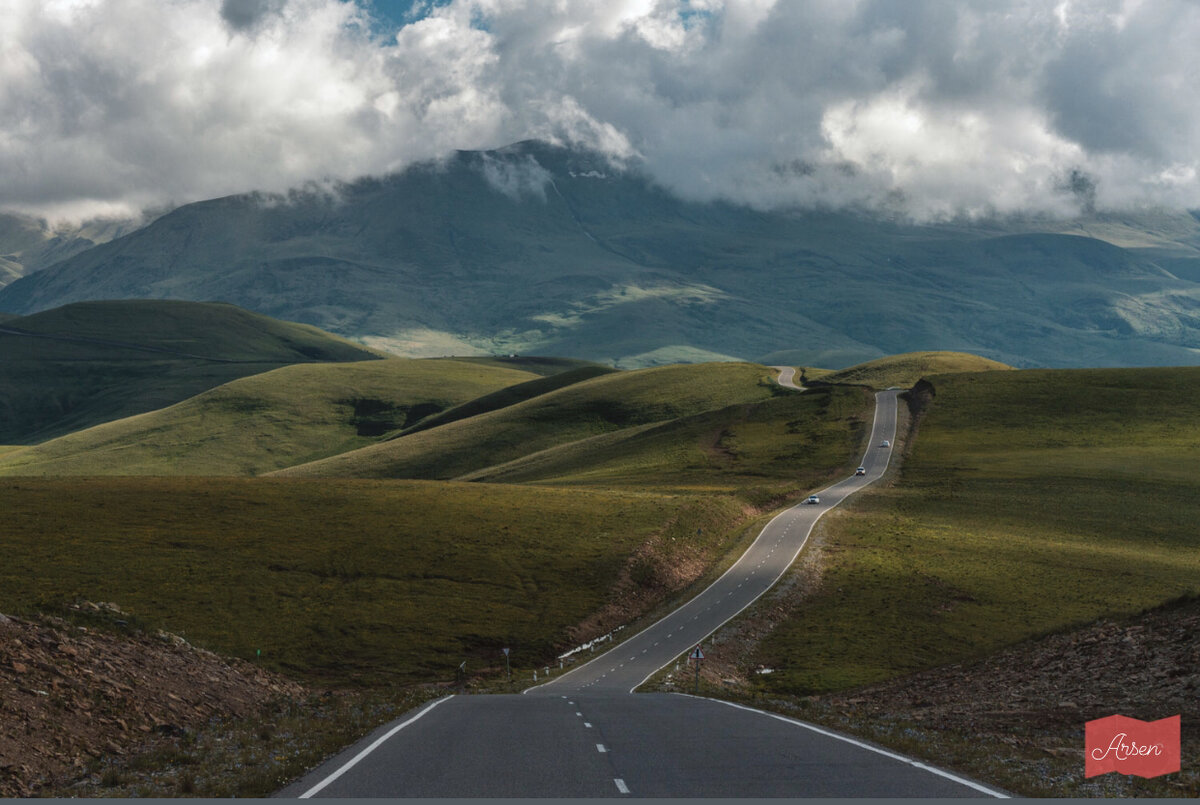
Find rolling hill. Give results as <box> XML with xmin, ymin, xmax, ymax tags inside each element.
<box><xmin>0</xmin><ymin>300</ymin><xmax>383</xmax><ymax>443</ymax></box>
<box><xmin>3</xmin><ymin>142</ymin><xmax>1200</xmax><ymax>369</ymax></box>
<box><xmin>811</xmin><ymin>350</ymin><xmax>1013</xmax><ymax>389</ymax></box>
<box><xmin>271</xmin><ymin>362</ymin><xmax>790</xmax><ymax>480</ymax></box>
<box><xmin>0</xmin><ymin>358</ymin><xmax>541</xmax><ymax>476</ymax></box>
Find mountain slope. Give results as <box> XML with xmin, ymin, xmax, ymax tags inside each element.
<box><xmin>3</xmin><ymin>142</ymin><xmax>1200</xmax><ymax>368</ymax></box>
<box><xmin>0</xmin><ymin>300</ymin><xmax>382</xmax><ymax>443</ymax></box>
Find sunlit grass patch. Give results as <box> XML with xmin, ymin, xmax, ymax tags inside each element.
<box><xmin>754</xmin><ymin>366</ymin><xmax>1200</xmax><ymax>694</ymax></box>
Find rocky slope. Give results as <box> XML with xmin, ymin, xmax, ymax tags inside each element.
<box><xmin>0</xmin><ymin>604</ymin><xmax>303</xmax><ymax>797</ymax></box>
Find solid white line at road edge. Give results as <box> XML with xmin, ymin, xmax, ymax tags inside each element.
<box><xmin>298</xmin><ymin>695</ymin><xmax>455</xmax><ymax>798</ymax></box>
<box><xmin>676</xmin><ymin>694</ymin><xmax>1009</xmax><ymax>799</ymax></box>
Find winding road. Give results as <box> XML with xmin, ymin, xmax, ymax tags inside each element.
<box><xmin>278</xmin><ymin>380</ymin><xmax>1007</xmax><ymax>798</ymax></box>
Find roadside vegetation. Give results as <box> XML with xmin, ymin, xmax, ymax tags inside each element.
<box><xmin>750</xmin><ymin>366</ymin><xmax>1200</xmax><ymax>695</ymax></box>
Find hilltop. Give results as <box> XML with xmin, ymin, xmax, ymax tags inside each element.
<box><xmin>0</xmin><ymin>359</ymin><xmax>538</xmax><ymax>476</ymax></box>
<box><xmin>811</xmin><ymin>351</ymin><xmax>1013</xmax><ymax>389</ymax></box>
<box><xmin>0</xmin><ymin>300</ymin><xmax>382</xmax><ymax>443</ymax></box>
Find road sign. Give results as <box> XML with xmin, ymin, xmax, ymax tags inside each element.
<box><xmin>690</xmin><ymin>646</ymin><xmax>704</xmax><ymax>660</ymax></box>
<box><xmin>502</xmin><ymin>648</ymin><xmax>510</xmax><ymax>656</ymax></box>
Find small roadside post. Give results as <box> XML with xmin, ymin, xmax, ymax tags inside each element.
<box><xmin>503</xmin><ymin>647</ymin><xmax>511</xmax><ymax>683</ymax></box>
<box><xmin>689</xmin><ymin>645</ymin><xmax>704</xmax><ymax>694</ymax></box>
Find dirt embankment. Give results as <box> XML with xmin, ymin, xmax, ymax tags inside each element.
<box><xmin>0</xmin><ymin>605</ymin><xmax>303</xmax><ymax>797</ymax></box>
<box><xmin>815</xmin><ymin>595</ymin><xmax>1200</xmax><ymax>796</ymax></box>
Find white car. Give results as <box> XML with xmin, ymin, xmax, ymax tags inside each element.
<box><xmin>855</xmin><ymin>466</ymin><xmax>866</xmax><ymax>476</ymax></box>
<box><xmin>880</xmin><ymin>440</ymin><xmax>890</xmax><ymax>448</ymax></box>
<box><xmin>806</xmin><ymin>495</ymin><xmax>820</xmax><ymax>504</ymax></box>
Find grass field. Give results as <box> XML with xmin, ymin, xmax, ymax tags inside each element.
<box><xmin>0</xmin><ymin>359</ymin><xmax>537</xmax><ymax>476</ymax></box>
<box><xmin>273</xmin><ymin>362</ymin><xmax>792</xmax><ymax>480</ymax></box>
<box><xmin>751</xmin><ymin>367</ymin><xmax>1200</xmax><ymax>694</ymax></box>
<box><xmin>813</xmin><ymin>350</ymin><xmax>1012</xmax><ymax>389</ymax></box>
<box><xmin>0</xmin><ymin>360</ymin><xmax>876</xmax><ymax>690</ymax></box>
<box><xmin>0</xmin><ymin>300</ymin><xmax>382</xmax><ymax>444</ymax></box>
<box><xmin>465</xmin><ymin>384</ymin><xmax>871</xmax><ymax>499</ymax></box>
<box><xmin>0</xmin><ymin>478</ymin><xmax>693</xmax><ymax>685</ymax></box>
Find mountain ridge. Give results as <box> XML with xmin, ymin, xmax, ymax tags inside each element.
<box><xmin>4</xmin><ymin>141</ymin><xmax>1200</xmax><ymax>369</ymax></box>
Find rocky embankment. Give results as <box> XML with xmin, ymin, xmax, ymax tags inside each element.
<box><xmin>0</xmin><ymin>605</ymin><xmax>303</xmax><ymax>797</ymax></box>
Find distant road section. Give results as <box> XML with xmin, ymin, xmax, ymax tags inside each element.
<box><xmin>280</xmin><ymin>390</ymin><xmax>1007</xmax><ymax>798</ymax></box>
<box><xmin>772</xmin><ymin>365</ymin><xmax>804</xmax><ymax>390</ymax></box>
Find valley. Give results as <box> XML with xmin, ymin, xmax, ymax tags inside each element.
<box><xmin>0</xmin><ymin>304</ymin><xmax>1196</xmax><ymax>796</ymax></box>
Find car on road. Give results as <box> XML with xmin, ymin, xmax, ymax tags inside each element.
<box><xmin>855</xmin><ymin>466</ymin><xmax>866</xmax><ymax>475</ymax></box>
<box><xmin>806</xmin><ymin>495</ymin><xmax>820</xmax><ymax>504</ymax></box>
<box><xmin>880</xmin><ymin>440</ymin><xmax>890</xmax><ymax>448</ymax></box>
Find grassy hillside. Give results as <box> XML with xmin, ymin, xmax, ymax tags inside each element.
<box><xmin>274</xmin><ymin>362</ymin><xmax>787</xmax><ymax>480</ymax></box>
<box><xmin>464</xmin><ymin>385</ymin><xmax>871</xmax><ymax>497</ymax></box>
<box><xmin>401</xmin><ymin>364</ymin><xmax>618</xmax><ymax>435</ymax></box>
<box><xmin>751</xmin><ymin>366</ymin><xmax>1200</xmax><ymax>695</ymax></box>
<box><xmin>0</xmin><ymin>359</ymin><xmax>537</xmax><ymax>476</ymax></box>
<box><xmin>815</xmin><ymin>351</ymin><xmax>1012</xmax><ymax>389</ymax></box>
<box><xmin>0</xmin><ymin>300</ymin><xmax>382</xmax><ymax>443</ymax></box>
<box><xmin>448</xmin><ymin>356</ymin><xmax>610</xmax><ymax>376</ymax></box>
<box><xmin>0</xmin><ymin>478</ymin><xmax>690</xmax><ymax>685</ymax></box>
<box><xmin>4</xmin><ymin>299</ymin><xmax>378</xmax><ymax>362</ymax></box>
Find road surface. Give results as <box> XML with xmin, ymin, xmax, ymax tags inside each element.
<box><xmin>279</xmin><ymin>389</ymin><xmax>1007</xmax><ymax>798</ymax></box>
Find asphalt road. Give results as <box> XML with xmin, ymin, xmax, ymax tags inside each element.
<box><xmin>279</xmin><ymin>388</ymin><xmax>1007</xmax><ymax>798</ymax></box>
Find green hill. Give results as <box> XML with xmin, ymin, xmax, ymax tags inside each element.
<box><xmin>400</xmin><ymin>364</ymin><xmax>618</xmax><ymax>436</ymax></box>
<box><xmin>0</xmin><ymin>358</ymin><xmax>537</xmax><ymax>476</ymax></box>
<box><xmin>273</xmin><ymin>362</ymin><xmax>786</xmax><ymax>480</ymax></box>
<box><xmin>0</xmin><ymin>300</ymin><xmax>383</xmax><ymax>443</ymax></box>
<box><xmin>752</xmin><ymin>365</ymin><xmax>1200</xmax><ymax>696</ymax></box>
<box><xmin>462</xmin><ymin>384</ymin><xmax>870</xmax><ymax>495</ymax></box>
<box><xmin>814</xmin><ymin>351</ymin><xmax>1013</xmax><ymax>389</ymax></box>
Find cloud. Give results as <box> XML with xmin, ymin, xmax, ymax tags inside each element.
<box><xmin>1</xmin><ymin>0</ymin><xmax>1199</xmax><ymax>222</ymax></box>
<box><xmin>478</xmin><ymin>153</ymin><xmax>551</xmax><ymax>200</ymax></box>
<box><xmin>220</xmin><ymin>0</ymin><xmax>286</xmax><ymax>32</ymax></box>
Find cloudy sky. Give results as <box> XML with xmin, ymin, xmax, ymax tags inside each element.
<box><xmin>3</xmin><ymin>0</ymin><xmax>1198</xmax><ymax>222</ymax></box>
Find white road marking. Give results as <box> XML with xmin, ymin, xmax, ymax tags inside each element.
<box><xmin>298</xmin><ymin>695</ymin><xmax>456</xmax><ymax>798</ymax></box>
<box><xmin>614</xmin><ymin>779</ymin><xmax>630</xmax><ymax>795</ymax></box>
<box><xmin>576</xmin><ymin>712</ymin><xmax>582</xmax><ymax>716</ymax></box>
<box><xmin>584</xmin><ymin>722</ymin><xmax>592</xmax><ymax>728</ymax></box>
<box><xmin>597</xmin><ymin>744</ymin><xmax>608</xmax><ymax>753</ymax></box>
<box><xmin>677</xmin><ymin>695</ymin><xmax>1009</xmax><ymax>798</ymax></box>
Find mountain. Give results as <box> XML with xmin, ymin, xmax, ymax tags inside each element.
<box><xmin>2</xmin><ymin>142</ymin><xmax>1200</xmax><ymax>368</ymax></box>
<box><xmin>0</xmin><ymin>211</ymin><xmax>141</xmax><ymax>285</ymax></box>
<box><xmin>0</xmin><ymin>299</ymin><xmax>382</xmax><ymax>443</ymax></box>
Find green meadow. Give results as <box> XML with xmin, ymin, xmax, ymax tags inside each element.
<box><xmin>0</xmin><ymin>357</ymin><xmax>875</xmax><ymax>688</ymax></box>
<box><xmin>273</xmin><ymin>362</ymin><xmax>798</xmax><ymax>480</ymax></box>
<box><xmin>0</xmin><ymin>358</ymin><xmax>537</xmax><ymax>476</ymax></box>
<box><xmin>812</xmin><ymin>350</ymin><xmax>1012</xmax><ymax>389</ymax></box>
<box><xmin>0</xmin><ymin>300</ymin><xmax>382</xmax><ymax>444</ymax></box>
<box><xmin>0</xmin><ymin>478</ymin><xmax>689</xmax><ymax>685</ymax></box>
<box><xmin>752</xmin><ymin>367</ymin><xmax>1200</xmax><ymax>694</ymax></box>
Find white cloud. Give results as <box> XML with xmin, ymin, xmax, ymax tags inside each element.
<box><xmin>1</xmin><ymin>0</ymin><xmax>1199</xmax><ymax>222</ymax></box>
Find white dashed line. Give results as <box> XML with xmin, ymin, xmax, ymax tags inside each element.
<box><xmin>584</xmin><ymin>722</ymin><xmax>592</xmax><ymax>728</ymax></box>
<box><xmin>614</xmin><ymin>779</ymin><xmax>630</xmax><ymax>795</ymax></box>
<box><xmin>597</xmin><ymin>744</ymin><xmax>608</xmax><ymax>753</ymax></box>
